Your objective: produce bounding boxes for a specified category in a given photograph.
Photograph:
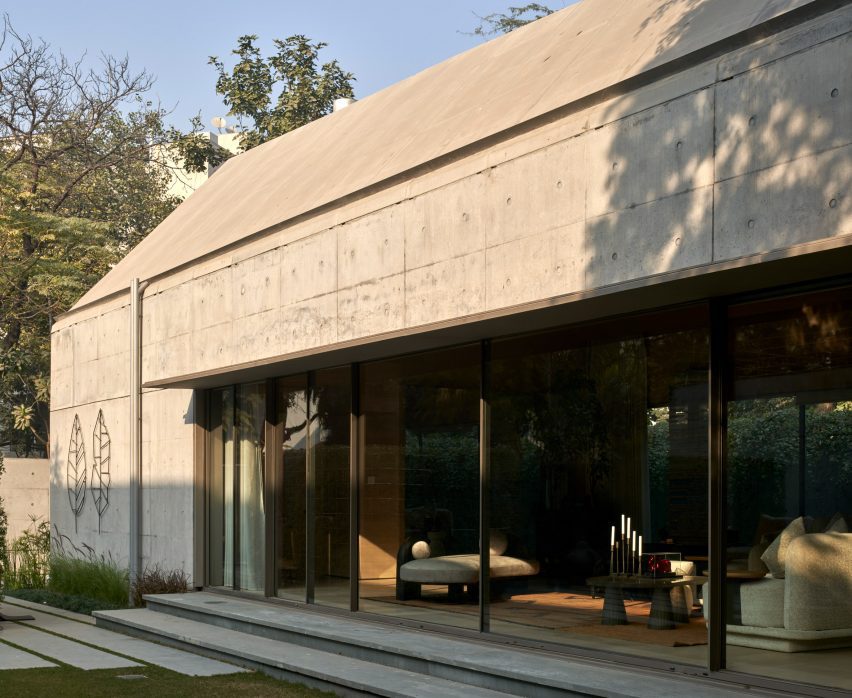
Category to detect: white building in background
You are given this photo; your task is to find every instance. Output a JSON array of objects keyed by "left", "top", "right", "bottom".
[{"left": 163, "top": 131, "right": 242, "bottom": 200}]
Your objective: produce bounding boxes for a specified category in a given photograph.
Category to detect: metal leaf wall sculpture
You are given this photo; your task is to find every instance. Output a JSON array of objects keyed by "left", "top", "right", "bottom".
[
  {"left": 67, "top": 414, "right": 87, "bottom": 533},
  {"left": 91, "top": 409, "right": 111, "bottom": 533}
]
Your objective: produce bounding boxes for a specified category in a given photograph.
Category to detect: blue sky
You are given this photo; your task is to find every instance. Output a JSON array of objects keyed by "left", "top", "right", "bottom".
[{"left": 8, "top": 1, "right": 574, "bottom": 131}]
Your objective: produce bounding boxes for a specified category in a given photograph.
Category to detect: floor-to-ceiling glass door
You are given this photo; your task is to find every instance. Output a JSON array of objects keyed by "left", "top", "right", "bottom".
[
  {"left": 273, "top": 369, "right": 352, "bottom": 606},
  {"left": 724, "top": 287, "right": 852, "bottom": 691},
  {"left": 207, "top": 382, "right": 266, "bottom": 592},
  {"left": 485, "top": 308, "right": 710, "bottom": 665}
]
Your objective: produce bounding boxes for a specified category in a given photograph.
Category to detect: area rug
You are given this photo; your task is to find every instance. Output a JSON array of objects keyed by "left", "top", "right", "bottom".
[
  {"left": 561, "top": 620, "right": 708, "bottom": 647},
  {"left": 368, "top": 591, "right": 707, "bottom": 646}
]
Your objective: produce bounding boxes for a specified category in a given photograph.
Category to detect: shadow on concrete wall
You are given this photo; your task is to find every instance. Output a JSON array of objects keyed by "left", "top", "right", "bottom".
[{"left": 586, "top": 4, "right": 850, "bottom": 291}]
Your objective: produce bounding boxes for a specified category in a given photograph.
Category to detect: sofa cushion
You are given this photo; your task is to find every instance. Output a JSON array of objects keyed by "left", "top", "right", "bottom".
[
  {"left": 752, "top": 514, "right": 792, "bottom": 546},
  {"left": 785, "top": 532, "right": 852, "bottom": 632},
  {"left": 490, "top": 530, "right": 508, "bottom": 556},
  {"left": 761, "top": 516, "right": 806, "bottom": 579},
  {"left": 747, "top": 539, "right": 770, "bottom": 574},
  {"left": 740, "top": 577, "right": 785, "bottom": 628},
  {"left": 825, "top": 512, "right": 849, "bottom": 533}
]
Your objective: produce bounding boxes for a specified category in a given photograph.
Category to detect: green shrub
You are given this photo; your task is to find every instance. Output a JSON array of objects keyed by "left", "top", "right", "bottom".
[
  {"left": 5, "top": 588, "right": 120, "bottom": 615},
  {"left": 131, "top": 564, "right": 190, "bottom": 607},
  {"left": 4, "top": 516, "right": 50, "bottom": 590}
]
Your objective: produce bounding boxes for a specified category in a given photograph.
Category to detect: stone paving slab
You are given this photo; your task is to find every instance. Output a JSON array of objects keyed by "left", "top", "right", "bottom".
[
  {"left": 0, "top": 640, "right": 57, "bottom": 670},
  {"left": 17, "top": 607, "right": 245, "bottom": 676},
  {"left": 100, "top": 608, "right": 517, "bottom": 698},
  {"left": 0, "top": 622, "right": 140, "bottom": 670},
  {"left": 136, "top": 593, "right": 771, "bottom": 698},
  {"left": 2, "top": 596, "right": 95, "bottom": 624}
]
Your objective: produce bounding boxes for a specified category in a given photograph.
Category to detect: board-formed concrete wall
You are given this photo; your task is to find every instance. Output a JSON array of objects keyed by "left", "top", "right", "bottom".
[
  {"left": 0, "top": 457, "right": 49, "bottom": 542},
  {"left": 50, "top": 300, "right": 194, "bottom": 571},
  {"left": 49, "top": 6, "right": 852, "bottom": 578}
]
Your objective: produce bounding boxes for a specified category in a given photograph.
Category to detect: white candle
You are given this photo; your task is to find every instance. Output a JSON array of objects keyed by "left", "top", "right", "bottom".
[
  {"left": 610, "top": 525, "right": 615, "bottom": 547},
  {"left": 621, "top": 514, "right": 625, "bottom": 535},
  {"left": 626, "top": 517, "right": 631, "bottom": 541},
  {"left": 632, "top": 530, "right": 636, "bottom": 551},
  {"left": 639, "top": 535, "right": 643, "bottom": 559}
]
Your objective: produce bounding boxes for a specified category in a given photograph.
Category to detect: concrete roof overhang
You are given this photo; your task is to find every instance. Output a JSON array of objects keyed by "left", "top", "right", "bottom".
[
  {"left": 143, "top": 235, "right": 852, "bottom": 390},
  {"left": 73, "top": 0, "right": 827, "bottom": 315}
]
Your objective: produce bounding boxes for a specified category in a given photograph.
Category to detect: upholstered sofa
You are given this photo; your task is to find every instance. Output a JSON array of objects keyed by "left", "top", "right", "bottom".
[
  {"left": 704, "top": 529, "right": 852, "bottom": 652},
  {"left": 396, "top": 530, "right": 539, "bottom": 601}
]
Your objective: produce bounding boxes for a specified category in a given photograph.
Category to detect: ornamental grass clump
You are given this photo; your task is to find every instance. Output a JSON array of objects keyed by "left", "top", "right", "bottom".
[{"left": 48, "top": 531, "right": 129, "bottom": 608}]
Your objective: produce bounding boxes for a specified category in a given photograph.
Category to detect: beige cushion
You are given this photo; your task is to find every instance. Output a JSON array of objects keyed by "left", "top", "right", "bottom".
[
  {"left": 411, "top": 540, "right": 431, "bottom": 559},
  {"left": 490, "top": 530, "right": 508, "bottom": 556},
  {"left": 761, "top": 516, "right": 806, "bottom": 579},
  {"left": 747, "top": 539, "right": 770, "bottom": 574},
  {"left": 785, "top": 532, "right": 852, "bottom": 631},
  {"left": 741, "top": 577, "right": 785, "bottom": 628},
  {"left": 825, "top": 513, "right": 849, "bottom": 533}
]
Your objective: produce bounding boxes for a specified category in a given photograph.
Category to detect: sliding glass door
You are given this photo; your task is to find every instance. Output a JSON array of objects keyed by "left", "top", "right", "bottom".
[
  {"left": 273, "top": 368, "right": 352, "bottom": 606},
  {"left": 487, "top": 309, "right": 709, "bottom": 664},
  {"left": 207, "top": 382, "right": 265, "bottom": 592},
  {"left": 725, "top": 287, "right": 852, "bottom": 691}
]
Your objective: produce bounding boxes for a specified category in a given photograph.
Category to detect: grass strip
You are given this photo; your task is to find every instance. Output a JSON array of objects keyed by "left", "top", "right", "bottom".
[{"left": 0, "top": 663, "right": 334, "bottom": 697}]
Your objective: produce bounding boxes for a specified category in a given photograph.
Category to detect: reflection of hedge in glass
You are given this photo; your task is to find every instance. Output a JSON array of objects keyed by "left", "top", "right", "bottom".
[
  {"left": 404, "top": 429, "right": 479, "bottom": 554},
  {"left": 722, "top": 399, "right": 852, "bottom": 543},
  {"left": 804, "top": 403, "right": 852, "bottom": 514},
  {"left": 647, "top": 412, "right": 670, "bottom": 542}
]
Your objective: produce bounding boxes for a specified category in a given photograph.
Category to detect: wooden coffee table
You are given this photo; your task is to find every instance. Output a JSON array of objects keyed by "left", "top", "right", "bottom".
[{"left": 586, "top": 575, "right": 702, "bottom": 630}]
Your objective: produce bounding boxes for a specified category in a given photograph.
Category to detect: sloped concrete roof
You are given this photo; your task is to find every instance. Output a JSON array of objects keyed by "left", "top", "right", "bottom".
[{"left": 75, "top": 0, "right": 815, "bottom": 309}]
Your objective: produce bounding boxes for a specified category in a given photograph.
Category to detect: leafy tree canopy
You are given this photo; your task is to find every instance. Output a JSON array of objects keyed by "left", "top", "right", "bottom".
[
  {"left": 175, "top": 34, "right": 355, "bottom": 172},
  {"left": 0, "top": 15, "right": 180, "bottom": 454},
  {"left": 469, "top": 3, "right": 554, "bottom": 37}
]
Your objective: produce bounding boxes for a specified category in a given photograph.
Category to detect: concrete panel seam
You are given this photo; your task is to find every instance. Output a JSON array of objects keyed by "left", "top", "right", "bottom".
[{"left": 713, "top": 141, "right": 852, "bottom": 186}]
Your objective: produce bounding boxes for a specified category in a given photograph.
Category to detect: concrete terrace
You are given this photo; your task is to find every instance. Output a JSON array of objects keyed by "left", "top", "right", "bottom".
[
  {"left": 92, "top": 591, "right": 796, "bottom": 698},
  {"left": 0, "top": 596, "right": 243, "bottom": 675}
]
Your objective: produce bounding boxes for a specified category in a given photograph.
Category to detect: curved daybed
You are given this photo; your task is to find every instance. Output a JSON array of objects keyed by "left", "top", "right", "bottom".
[{"left": 396, "top": 531, "right": 540, "bottom": 601}]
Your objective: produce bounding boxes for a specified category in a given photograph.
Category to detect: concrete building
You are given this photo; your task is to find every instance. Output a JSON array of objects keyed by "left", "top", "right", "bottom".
[
  {"left": 50, "top": 0, "right": 852, "bottom": 694},
  {"left": 161, "top": 131, "right": 242, "bottom": 201}
]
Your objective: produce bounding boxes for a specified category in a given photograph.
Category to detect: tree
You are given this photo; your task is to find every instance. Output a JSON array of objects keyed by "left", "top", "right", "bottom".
[
  {"left": 0, "top": 16, "right": 180, "bottom": 454},
  {"left": 193, "top": 34, "right": 355, "bottom": 159},
  {"left": 469, "top": 3, "right": 554, "bottom": 37}
]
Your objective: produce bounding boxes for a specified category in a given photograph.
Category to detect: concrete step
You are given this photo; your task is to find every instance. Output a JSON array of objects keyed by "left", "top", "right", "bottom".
[
  {"left": 95, "top": 592, "right": 763, "bottom": 698},
  {"left": 94, "top": 607, "right": 517, "bottom": 698}
]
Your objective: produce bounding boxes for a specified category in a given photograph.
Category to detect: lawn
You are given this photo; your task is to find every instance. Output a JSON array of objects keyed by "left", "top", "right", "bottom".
[{"left": 0, "top": 664, "right": 336, "bottom": 697}]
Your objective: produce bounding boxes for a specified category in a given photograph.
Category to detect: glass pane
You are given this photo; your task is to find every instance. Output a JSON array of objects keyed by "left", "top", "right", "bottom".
[
  {"left": 488, "top": 312, "right": 709, "bottom": 666},
  {"left": 207, "top": 387, "right": 234, "bottom": 587},
  {"left": 236, "top": 382, "right": 265, "bottom": 592},
  {"left": 276, "top": 375, "right": 307, "bottom": 600},
  {"left": 359, "top": 345, "right": 480, "bottom": 631},
  {"left": 312, "top": 367, "right": 351, "bottom": 608},
  {"left": 725, "top": 289, "right": 852, "bottom": 691}
]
